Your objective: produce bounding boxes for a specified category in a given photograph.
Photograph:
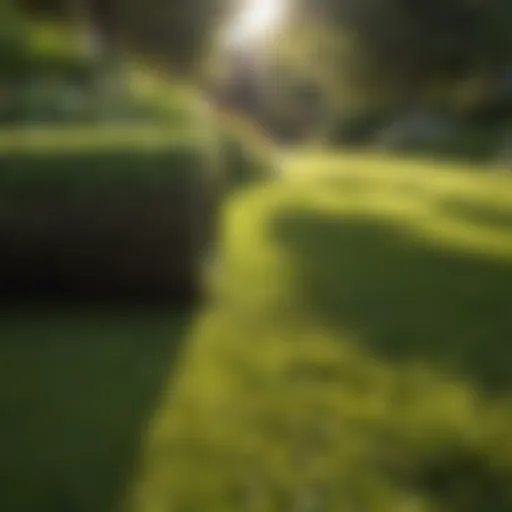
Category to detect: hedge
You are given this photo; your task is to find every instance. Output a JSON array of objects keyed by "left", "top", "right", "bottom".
[
  {"left": 0, "top": 125, "right": 223, "bottom": 302},
  {"left": 217, "top": 112, "right": 276, "bottom": 185}
]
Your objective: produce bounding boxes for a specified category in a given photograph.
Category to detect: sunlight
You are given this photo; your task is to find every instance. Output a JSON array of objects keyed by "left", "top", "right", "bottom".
[{"left": 225, "top": 0, "right": 286, "bottom": 48}]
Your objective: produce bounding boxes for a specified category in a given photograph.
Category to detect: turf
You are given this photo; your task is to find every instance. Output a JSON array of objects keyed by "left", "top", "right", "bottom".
[
  {"left": 2, "top": 152, "right": 512, "bottom": 511},
  {"left": 0, "top": 305, "right": 191, "bottom": 512}
]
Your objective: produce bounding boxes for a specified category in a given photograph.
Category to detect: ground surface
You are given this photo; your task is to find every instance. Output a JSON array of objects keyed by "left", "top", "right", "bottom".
[{"left": 1, "top": 152, "right": 512, "bottom": 511}]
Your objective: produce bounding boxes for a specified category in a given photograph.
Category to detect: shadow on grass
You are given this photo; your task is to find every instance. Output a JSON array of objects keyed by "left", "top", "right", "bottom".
[
  {"left": 272, "top": 208, "right": 512, "bottom": 394},
  {"left": 439, "top": 197, "right": 512, "bottom": 233},
  {"left": 0, "top": 302, "right": 193, "bottom": 512},
  {"left": 271, "top": 205, "right": 512, "bottom": 510},
  {"left": 384, "top": 145, "right": 497, "bottom": 167}
]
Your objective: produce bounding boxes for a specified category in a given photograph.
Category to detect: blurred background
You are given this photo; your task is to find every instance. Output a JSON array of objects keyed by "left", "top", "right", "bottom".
[
  {"left": 2, "top": 0, "right": 512, "bottom": 511},
  {"left": 3, "top": 0, "right": 512, "bottom": 153}
]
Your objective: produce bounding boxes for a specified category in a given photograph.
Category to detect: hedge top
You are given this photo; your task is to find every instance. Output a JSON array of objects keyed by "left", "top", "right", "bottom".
[{"left": 0, "top": 125, "right": 205, "bottom": 155}]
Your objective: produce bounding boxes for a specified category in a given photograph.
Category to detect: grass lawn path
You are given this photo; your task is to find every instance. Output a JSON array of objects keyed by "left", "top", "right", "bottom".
[{"left": 2, "top": 152, "right": 512, "bottom": 511}]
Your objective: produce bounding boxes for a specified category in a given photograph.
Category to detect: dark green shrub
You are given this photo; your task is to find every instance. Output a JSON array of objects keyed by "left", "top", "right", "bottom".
[
  {"left": 403, "top": 125, "right": 502, "bottom": 162},
  {"left": 323, "top": 110, "right": 395, "bottom": 147},
  {"left": 0, "top": 22, "right": 194, "bottom": 126},
  {"left": 0, "top": 16, "right": 98, "bottom": 82},
  {"left": 0, "top": 0, "right": 32, "bottom": 75},
  {"left": 218, "top": 114, "right": 276, "bottom": 186},
  {"left": 0, "top": 20, "right": 102, "bottom": 125},
  {"left": 0, "top": 125, "right": 222, "bottom": 301}
]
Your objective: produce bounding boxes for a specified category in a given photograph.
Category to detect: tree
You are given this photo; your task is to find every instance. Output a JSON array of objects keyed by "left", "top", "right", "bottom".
[
  {"left": 20, "top": 0, "right": 228, "bottom": 74},
  {"left": 288, "top": 0, "right": 512, "bottom": 109}
]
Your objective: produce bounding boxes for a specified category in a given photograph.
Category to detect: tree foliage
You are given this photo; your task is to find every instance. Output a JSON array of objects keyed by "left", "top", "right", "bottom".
[
  {"left": 14, "top": 0, "right": 512, "bottom": 109},
  {"left": 291, "top": 0, "right": 512, "bottom": 105},
  {"left": 19, "top": 0, "right": 228, "bottom": 73}
]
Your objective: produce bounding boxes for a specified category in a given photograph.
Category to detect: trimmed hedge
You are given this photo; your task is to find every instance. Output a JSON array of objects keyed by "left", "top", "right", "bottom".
[{"left": 0, "top": 125, "right": 222, "bottom": 301}]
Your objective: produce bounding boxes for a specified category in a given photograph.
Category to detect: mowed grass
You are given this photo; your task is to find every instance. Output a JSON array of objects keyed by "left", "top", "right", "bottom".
[
  {"left": 2, "top": 152, "right": 512, "bottom": 511},
  {"left": 0, "top": 305, "right": 191, "bottom": 512}
]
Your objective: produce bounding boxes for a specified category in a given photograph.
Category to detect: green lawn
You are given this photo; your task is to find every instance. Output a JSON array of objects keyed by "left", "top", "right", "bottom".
[
  {"left": 0, "top": 305, "right": 191, "bottom": 512},
  {"left": 2, "top": 152, "right": 512, "bottom": 511}
]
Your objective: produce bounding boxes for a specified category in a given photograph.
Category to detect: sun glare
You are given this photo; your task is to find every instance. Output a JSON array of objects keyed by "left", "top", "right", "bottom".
[{"left": 225, "top": 0, "right": 286, "bottom": 47}]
